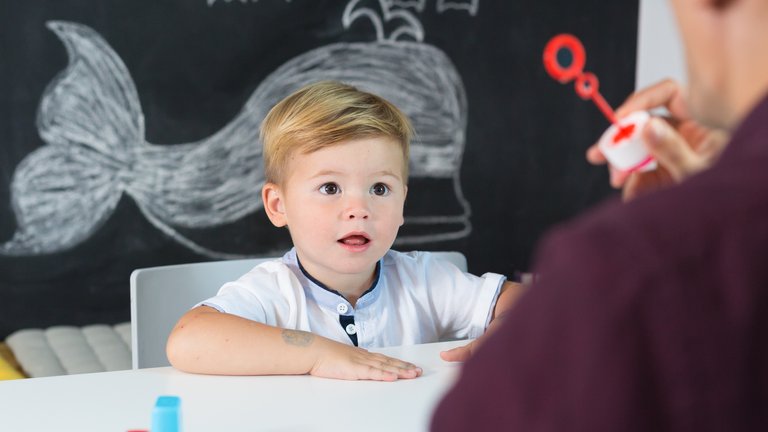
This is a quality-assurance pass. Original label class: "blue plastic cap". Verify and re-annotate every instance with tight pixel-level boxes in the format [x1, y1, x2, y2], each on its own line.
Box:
[152, 395, 181, 432]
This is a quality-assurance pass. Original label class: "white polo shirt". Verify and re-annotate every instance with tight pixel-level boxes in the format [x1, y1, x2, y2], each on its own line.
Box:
[199, 248, 505, 348]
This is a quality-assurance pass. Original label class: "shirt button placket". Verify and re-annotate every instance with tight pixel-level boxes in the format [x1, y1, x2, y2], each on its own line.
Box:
[345, 323, 357, 335]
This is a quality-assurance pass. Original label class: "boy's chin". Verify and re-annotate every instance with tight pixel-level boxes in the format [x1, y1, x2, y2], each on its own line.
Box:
[330, 257, 381, 274]
[330, 253, 385, 272]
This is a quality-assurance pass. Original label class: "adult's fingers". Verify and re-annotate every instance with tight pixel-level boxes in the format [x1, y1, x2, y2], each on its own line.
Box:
[615, 79, 689, 120]
[609, 166, 631, 188]
[643, 117, 704, 181]
[586, 143, 607, 165]
[621, 167, 675, 201]
[588, 80, 686, 171]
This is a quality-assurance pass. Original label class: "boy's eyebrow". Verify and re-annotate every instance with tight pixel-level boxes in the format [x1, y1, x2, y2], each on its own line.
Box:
[372, 170, 403, 180]
[308, 169, 343, 179]
[309, 169, 403, 181]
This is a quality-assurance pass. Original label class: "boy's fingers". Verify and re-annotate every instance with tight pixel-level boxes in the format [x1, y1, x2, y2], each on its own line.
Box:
[366, 355, 422, 378]
[373, 354, 419, 370]
[363, 365, 420, 381]
[366, 367, 399, 381]
[396, 367, 422, 378]
[379, 362, 421, 377]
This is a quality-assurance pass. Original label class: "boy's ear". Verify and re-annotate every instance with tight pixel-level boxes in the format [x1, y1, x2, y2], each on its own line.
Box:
[400, 185, 408, 226]
[262, 182, 287, 227]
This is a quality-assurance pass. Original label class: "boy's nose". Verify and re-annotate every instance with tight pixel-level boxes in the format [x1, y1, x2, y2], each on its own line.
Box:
[342, 204, 370, 220]
[344, 207, 368, 219]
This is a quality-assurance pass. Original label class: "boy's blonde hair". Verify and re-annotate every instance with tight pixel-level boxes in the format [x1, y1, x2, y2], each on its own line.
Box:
[260, 81, 412, 185]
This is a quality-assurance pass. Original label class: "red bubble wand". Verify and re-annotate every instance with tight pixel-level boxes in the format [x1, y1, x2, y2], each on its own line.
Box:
[543, 34, 634, 142]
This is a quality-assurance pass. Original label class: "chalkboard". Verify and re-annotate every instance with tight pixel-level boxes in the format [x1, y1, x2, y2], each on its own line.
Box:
[0, 0, 638, 338]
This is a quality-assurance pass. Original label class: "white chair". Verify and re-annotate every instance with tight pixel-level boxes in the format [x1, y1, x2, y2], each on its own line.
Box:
[130, 258, 271, 369]
[130, 251, 467, 369]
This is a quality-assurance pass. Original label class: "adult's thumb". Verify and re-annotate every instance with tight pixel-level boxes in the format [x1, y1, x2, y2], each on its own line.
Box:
[643, 118, 700, 182]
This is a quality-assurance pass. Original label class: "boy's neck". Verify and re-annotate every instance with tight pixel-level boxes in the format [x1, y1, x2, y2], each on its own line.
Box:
[332, 274, 374, 308]
[297, 257, 379, 308]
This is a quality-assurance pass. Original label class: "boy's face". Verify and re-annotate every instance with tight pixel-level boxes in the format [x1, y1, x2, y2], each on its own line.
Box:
[262, 136, 407, 286]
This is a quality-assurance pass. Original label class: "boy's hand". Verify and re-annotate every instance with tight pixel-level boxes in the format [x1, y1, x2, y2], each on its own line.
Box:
[309, 337, 423, 381]
[440, 312, 508, 363]
[441, 281, 525, 363]
[439, 340, 477, 363]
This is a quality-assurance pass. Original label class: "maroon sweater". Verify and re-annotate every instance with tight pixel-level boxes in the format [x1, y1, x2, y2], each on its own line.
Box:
[432, 95, 768, 432]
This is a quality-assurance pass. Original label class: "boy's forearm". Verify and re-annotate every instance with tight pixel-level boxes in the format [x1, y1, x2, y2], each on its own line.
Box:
[491, 281, 526, 322]
[166, 306, 327, 375]
[440, 281, 528, 363]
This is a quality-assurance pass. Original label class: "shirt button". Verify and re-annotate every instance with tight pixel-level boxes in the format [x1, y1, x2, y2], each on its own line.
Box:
[336, 303, 349, 314]
[345, 324, 357, 335]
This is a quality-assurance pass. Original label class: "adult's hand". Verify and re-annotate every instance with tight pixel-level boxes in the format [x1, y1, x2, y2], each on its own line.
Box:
[586, 79, 729, 200]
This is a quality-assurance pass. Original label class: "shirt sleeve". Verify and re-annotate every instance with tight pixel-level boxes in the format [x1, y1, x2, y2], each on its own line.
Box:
[196, 261, 304, 328]
[416, 252, 506, 340]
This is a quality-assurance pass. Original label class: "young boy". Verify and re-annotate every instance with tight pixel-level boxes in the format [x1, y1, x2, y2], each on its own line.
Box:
[166, 81, 523, 381]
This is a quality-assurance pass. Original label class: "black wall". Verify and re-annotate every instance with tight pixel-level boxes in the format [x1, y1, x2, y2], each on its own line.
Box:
[0, 0, 638, 337]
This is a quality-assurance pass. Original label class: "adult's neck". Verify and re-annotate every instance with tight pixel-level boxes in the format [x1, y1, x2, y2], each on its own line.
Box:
[722, 1, 768, 128]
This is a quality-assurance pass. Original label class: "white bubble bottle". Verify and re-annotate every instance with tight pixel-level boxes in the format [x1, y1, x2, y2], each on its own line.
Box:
[597, 111, 657, 173]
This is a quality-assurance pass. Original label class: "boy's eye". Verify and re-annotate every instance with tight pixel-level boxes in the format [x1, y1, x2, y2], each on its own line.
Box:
[370, 183, 390, 196]
[319, 183, 340, 195]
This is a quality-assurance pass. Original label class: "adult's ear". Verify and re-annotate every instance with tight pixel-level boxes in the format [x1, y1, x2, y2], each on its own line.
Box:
[711, 0, 736, 8]
[262, 182, 287, 227]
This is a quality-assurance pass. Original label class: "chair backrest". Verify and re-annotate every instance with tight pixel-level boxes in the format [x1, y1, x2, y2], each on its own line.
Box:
[130, 251, 467, 369]
[130, 258, 272, 369]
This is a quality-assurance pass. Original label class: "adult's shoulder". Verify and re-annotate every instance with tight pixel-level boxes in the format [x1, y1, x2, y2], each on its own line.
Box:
[533, 156, 768, 310]
[532, 193, 662, 281]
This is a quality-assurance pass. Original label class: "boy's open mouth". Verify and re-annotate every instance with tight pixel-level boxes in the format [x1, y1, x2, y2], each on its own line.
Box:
[338, 234, 370, 246]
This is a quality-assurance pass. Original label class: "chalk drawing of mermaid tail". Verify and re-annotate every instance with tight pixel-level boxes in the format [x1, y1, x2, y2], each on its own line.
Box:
[2, 20, 470, 257]
[3, 21, 142, 256]
[2, 21, 264, 258]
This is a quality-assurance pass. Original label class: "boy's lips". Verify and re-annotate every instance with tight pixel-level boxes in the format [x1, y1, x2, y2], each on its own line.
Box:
[338, 232, 371, 245]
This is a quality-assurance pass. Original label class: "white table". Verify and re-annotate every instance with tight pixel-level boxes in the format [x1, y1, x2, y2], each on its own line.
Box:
[0, 340, 465, 431]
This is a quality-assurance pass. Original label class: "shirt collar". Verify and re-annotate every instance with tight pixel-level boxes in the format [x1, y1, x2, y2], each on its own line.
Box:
[284, 248, 382, 313]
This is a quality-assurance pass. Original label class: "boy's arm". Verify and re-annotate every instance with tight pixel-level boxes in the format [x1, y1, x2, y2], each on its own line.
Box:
[166, 306, 422, 381]
[439, 281, 526, 362]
